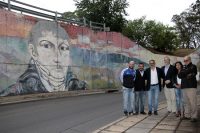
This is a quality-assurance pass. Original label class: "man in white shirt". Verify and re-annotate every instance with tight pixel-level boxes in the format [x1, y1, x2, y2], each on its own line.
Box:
[145, 60, 163, 115]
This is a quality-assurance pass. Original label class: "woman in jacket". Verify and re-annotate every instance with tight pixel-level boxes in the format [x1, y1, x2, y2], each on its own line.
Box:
[173, 61, 184, 117]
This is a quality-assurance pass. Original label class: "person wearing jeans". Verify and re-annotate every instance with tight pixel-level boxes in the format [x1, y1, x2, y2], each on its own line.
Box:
[120, 61, 136, 116]
[174, 88, 184, 116]
[173, 61, 184, 117]
[135, 63, 146, 115]
[145, 60, 163, 115]
[147, 84, 160, 114]
[122, 87, 135, 115]
[135, 91, 146, 114]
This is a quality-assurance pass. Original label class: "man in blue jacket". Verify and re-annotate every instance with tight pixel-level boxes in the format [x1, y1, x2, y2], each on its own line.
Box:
[120, 61, 136, 116]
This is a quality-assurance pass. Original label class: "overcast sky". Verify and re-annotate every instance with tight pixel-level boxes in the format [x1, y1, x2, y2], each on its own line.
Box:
[7, 0, 196, 26]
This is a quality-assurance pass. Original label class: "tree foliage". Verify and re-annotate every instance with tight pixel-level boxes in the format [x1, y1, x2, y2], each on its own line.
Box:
[62, 11, 78, 20]
[172, 0, 200, 48]
[61, 0, 199, 52]
[73, 0, 129, 32]
[122, 17, 179, 52]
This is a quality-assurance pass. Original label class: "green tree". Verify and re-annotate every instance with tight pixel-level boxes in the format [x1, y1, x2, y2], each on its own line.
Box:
[74, 0, 129, 32]
[122, 17, 147, 46]
[172, 0, 200, 48]
[62, 11, 78, 20]
[122, 17, 179, 52]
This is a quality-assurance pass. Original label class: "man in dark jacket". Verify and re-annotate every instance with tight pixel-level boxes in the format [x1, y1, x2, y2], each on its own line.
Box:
[134, 63, 146, 115]
[145, 60, 163, 115]
[161, 56, 176, 113]
[178, 56, 198, 122]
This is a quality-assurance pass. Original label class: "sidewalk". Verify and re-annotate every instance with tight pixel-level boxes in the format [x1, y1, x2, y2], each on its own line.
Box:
[93, 95, 200, 133]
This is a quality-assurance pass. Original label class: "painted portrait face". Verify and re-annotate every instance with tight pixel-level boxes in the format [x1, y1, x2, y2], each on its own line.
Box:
[36, 31, 70, 78]
[28, 21, 71, 79]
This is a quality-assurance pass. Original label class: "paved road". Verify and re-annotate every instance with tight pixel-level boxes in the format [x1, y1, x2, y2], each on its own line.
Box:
[0, 91, 166, 133]
[0, 93, 123, 133]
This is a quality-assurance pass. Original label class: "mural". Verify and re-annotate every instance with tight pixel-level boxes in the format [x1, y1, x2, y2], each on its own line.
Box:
[0, 9, 199, 96]
[0, 20, 88, 96]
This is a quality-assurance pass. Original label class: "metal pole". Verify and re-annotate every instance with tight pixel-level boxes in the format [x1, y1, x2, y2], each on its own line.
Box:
[10, 0, 61, 14]
[55, 11, 57, 22]
[90, 21, 92, 28]
[83, 17, 86, 27]
[8, 0, 10, 11]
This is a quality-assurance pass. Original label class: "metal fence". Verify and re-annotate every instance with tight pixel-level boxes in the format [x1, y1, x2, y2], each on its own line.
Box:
[0, 0, 109, 31]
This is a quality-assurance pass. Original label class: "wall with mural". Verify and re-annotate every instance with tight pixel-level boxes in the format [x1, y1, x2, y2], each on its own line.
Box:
[0, 9, 199, 96]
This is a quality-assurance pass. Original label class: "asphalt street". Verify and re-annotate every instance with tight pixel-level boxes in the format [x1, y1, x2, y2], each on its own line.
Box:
[0, 91, 167, 133]
[0, 93, 123, 133]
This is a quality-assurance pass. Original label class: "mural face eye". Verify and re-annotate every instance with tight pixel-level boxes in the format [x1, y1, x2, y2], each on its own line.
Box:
[39, 40, 54, 49]
[59, 43, 69, 51]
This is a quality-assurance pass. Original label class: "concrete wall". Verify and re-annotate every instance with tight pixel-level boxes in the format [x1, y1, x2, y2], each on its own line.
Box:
[0, 9, 199, 96]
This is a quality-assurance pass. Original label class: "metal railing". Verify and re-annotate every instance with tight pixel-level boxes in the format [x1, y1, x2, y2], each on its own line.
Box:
[0, 0, 110, 31]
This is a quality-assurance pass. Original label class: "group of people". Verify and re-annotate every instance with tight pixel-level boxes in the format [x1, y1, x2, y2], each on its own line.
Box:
[120, 55, 198, 122]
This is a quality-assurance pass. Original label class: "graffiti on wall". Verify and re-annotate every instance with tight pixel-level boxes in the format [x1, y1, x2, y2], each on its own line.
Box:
[0, 9, 199, 96]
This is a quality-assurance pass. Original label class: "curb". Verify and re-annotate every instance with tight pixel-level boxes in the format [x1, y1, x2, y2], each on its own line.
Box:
[93, 117, 127, 133]
[0, 89, 119, 106]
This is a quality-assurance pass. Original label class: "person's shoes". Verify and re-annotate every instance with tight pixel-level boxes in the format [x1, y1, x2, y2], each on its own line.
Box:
[133, 112, 138, 115]
[176, 113, 180, 117]
[124, 111, 128, 116]
[181, 117, 191, 120]
[140, 111, 147, 115]
[176, 111, 181, 117]
[148, 111, 152, 115]
[191, 118, 197, 123]
[154, 111, 158, 115]
[129, 111, 133, 115]
[167, 111, 171, 114]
